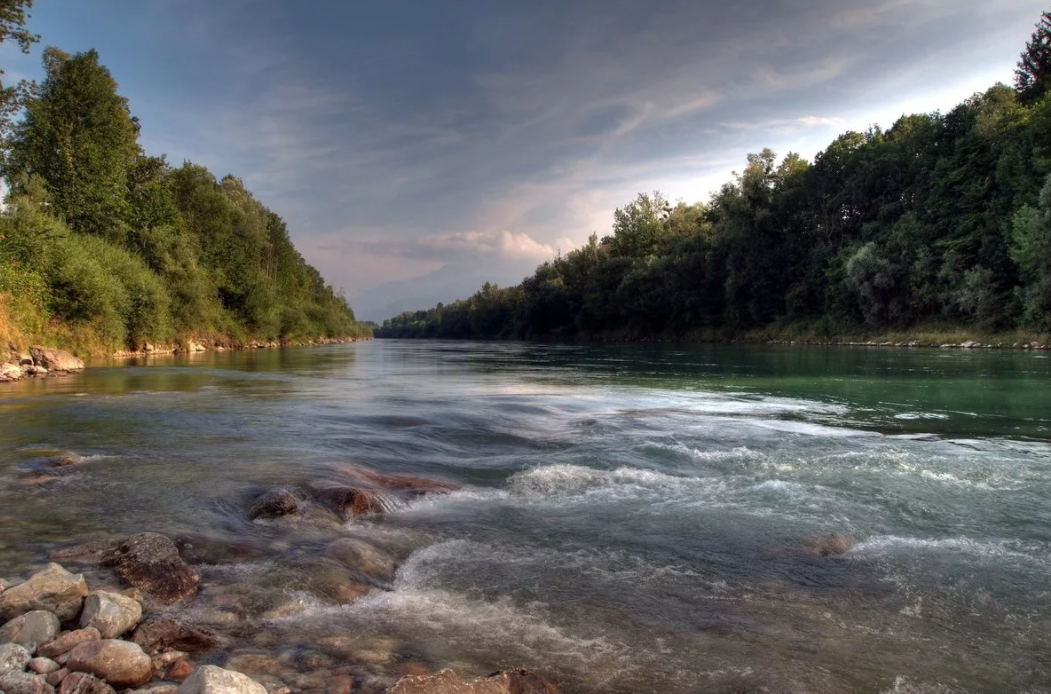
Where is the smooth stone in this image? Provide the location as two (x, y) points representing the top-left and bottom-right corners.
(324, 538), (395, 579)
(167, 660), (193, 681)
(27, 659), (60, 675)
(0, 612), (61, 651)
(45, 668), (69, 687)
(29, 347), (83, 373)
(247, 491), (298, 521)
(100, 534), (199, 605)
(65, 640), (152, 688)
(0, 643), (31, 673)
(135, 686), (178, 694)
(0, 671), (55, 694)
(79, 592), (142, 639)
(388, 669), (561, 694)
(0, 565), (88, 621)
(56, 673), (114, 694)
(176, 665), (267, 694)
(129, 618), (221, 654)
(37, 630), (100, 660)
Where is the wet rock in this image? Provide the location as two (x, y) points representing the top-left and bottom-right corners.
(803, 533), (854, 557)
(0, 564), (88, 621)
(45, 668), (68, 687)
(28, 658), (60, 675)
(307, 567), (369, 604)
(0, 362), (24, 381)
(100, 534), (200, 604)
(57, 672), (115, 694)
(29, 347), (84, 373)
(0, 670), (55, 694)
(66, 640), (152, 688)
(0, 611), (62, 650)
(129, 617), (222, 654)
(136, 686), (178, 694)
(326, 674), (354, 694)
(387, 669), (561, 694)
(336, 465), (457, 497)
(50, 541), (122, 566)
(167, 660), (194, 680)
(45, 456), (80, 469)
(79, 592), (142, 639)
(314, 487), (389, 519)
(247, 491), (298, 521)
(0, 643), (31, 672)
(177, 665), (267, 694)
(325, 538), (395, 579)
(37, 629), (101, 660)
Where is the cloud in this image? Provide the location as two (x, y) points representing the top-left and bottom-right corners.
(324, 228), (573, 264)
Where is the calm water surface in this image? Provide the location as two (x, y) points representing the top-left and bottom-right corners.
(1, 341), (1050, 693)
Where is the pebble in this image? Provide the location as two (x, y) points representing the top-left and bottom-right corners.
(28, 658), (61, 675)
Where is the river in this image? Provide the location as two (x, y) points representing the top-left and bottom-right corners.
(1, 341), (1049, 693)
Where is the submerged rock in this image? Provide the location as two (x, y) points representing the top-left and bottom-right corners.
(0, 643), (32, 673)
(388, 668), (561, 694)
(100, 534), (199, 605)
(314, 465), (457, 520)
(0, 564), (88, 621)
(29, 347), (84, 373)
(0, 611), (62, 650)
(66, 640), (152, 688)
(0, 670), (55, 694)
(247, 491), (298, 521)
(314, 487), (390, 519)
(79, 592), (142, 639)
(129, 617), (222, 654)
(803, 533), (854, 557)
(56, 672), (115, 694)
(325, 538), (395, 579)
(176, 665), (268, 694)
(336, 465), (458, 496)
(37, 629), (101, 660)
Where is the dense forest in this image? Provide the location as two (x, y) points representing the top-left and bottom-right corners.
(0, 2), (369, 354)
(378, 9), (1051, 343)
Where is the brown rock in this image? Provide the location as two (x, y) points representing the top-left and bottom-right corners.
(0, 670), (55, 694)
(325, 538), (395, 579)
(38, 628), (101, 659)
(803, 533), (854, 557)
(29, 347), (84, 373)
(336, 465), (457, 496)
(167, 660), (194, 680)
(66, 640), (152, 687)
(0, 564), (88, 621)
(315, 487), (389, 519)
(100, 534), (199, 604)
(130, 617), (222, 654)
(326, 675), (354, 694)
(58, 672), (116, 694)
(247, 490), (298, 521)
(388, 669), (560, 694)
(45, 668), (69, 687)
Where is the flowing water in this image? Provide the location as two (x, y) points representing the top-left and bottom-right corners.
(1, 341), (1050, 693)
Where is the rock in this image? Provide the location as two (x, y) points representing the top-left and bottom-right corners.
(167, 660), (193, 680)
(29, 347), (84, 373)
(100, 534), (199, 605)
(37, 629), (100, 659)
(0, 671), (55, 694)
(314, 486), (389, 519)
(0, 611), (62, 650)
(129, 618), (222, 654)
(388, 669), (561, 694)
(0, 564), (88, 621)
(57, 672), (115, 694)
(27, 659), (60, 675)
(176, 665), (267, 694)
(324, 538), (395, 579)
(0, 643), (31, 673)
(247, 491), (298, 521)
(803, 533), (854, 557)
(336, 464), (457, 497)
(79, 592), (142, 639)
(45, 668), (68, 687)
(24, 365), (48, 377)
(0, 362), (24, 381)
(45, 456), (80, 469)
(136, 686), (178, 694)
(66, 640), (152, 688)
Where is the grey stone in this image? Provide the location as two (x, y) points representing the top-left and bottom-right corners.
(176, 666), (267, 694)
(0, 671), (54, 694)
(0, 643), (31, 673)
(0, 612), (61, 651)
(78, 593), (141, 639)
(247, 491), (297, 521)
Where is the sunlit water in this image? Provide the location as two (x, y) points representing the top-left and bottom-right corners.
(1, 341), (1050, 693)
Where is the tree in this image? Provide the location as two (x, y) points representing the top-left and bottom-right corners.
(0, 0), (38, 156)
(4, 48), (141, 240)
(1016, 9), (1051, 104)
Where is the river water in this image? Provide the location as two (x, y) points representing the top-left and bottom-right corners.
(1, 341), (1049, 693)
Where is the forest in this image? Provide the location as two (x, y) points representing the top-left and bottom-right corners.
(378, 10), (1051, 343)
(0, 2), (369, 354)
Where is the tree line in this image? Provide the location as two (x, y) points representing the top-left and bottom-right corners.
(0, 2), (369, 353)
(378, 9), (1051, 342)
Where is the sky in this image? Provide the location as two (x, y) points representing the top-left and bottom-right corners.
(2, 0), (1043, 320)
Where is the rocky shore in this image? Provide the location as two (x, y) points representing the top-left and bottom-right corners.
(110, 336), (372, 360)
(0, 347), (85, 384)
(0, 463), (562, 694)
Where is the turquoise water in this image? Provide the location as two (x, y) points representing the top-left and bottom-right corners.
(1, 341), (1049, 693)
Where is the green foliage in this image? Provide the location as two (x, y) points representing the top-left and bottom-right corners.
(1017, 10), (1051, 104)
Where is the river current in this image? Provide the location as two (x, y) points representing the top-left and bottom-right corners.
(1, 341), (1049, 693)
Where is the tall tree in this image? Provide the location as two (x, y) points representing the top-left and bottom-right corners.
(1016, 9), (1051, 104)
(4, 47), (140, 240)
(0, 0), (38, 158)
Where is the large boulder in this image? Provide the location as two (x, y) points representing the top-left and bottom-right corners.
(388, 669), (561, 694)
(0, 565), (88, 621)
(100, 534), (199, 605)
(0, 643), (31, 673)
(0, 611), (61, 650)
(37, 629), (100, 660)
(246, 490), (298, 521)
(66, 640), (152, 688)
(57, 672), (115, 694)
(175, 665), (267, 694)
(0, 670), (55, 694)
(29, 347), (84, 373)
(129, 618), (221, 654)
(79, 592), (142, 639)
